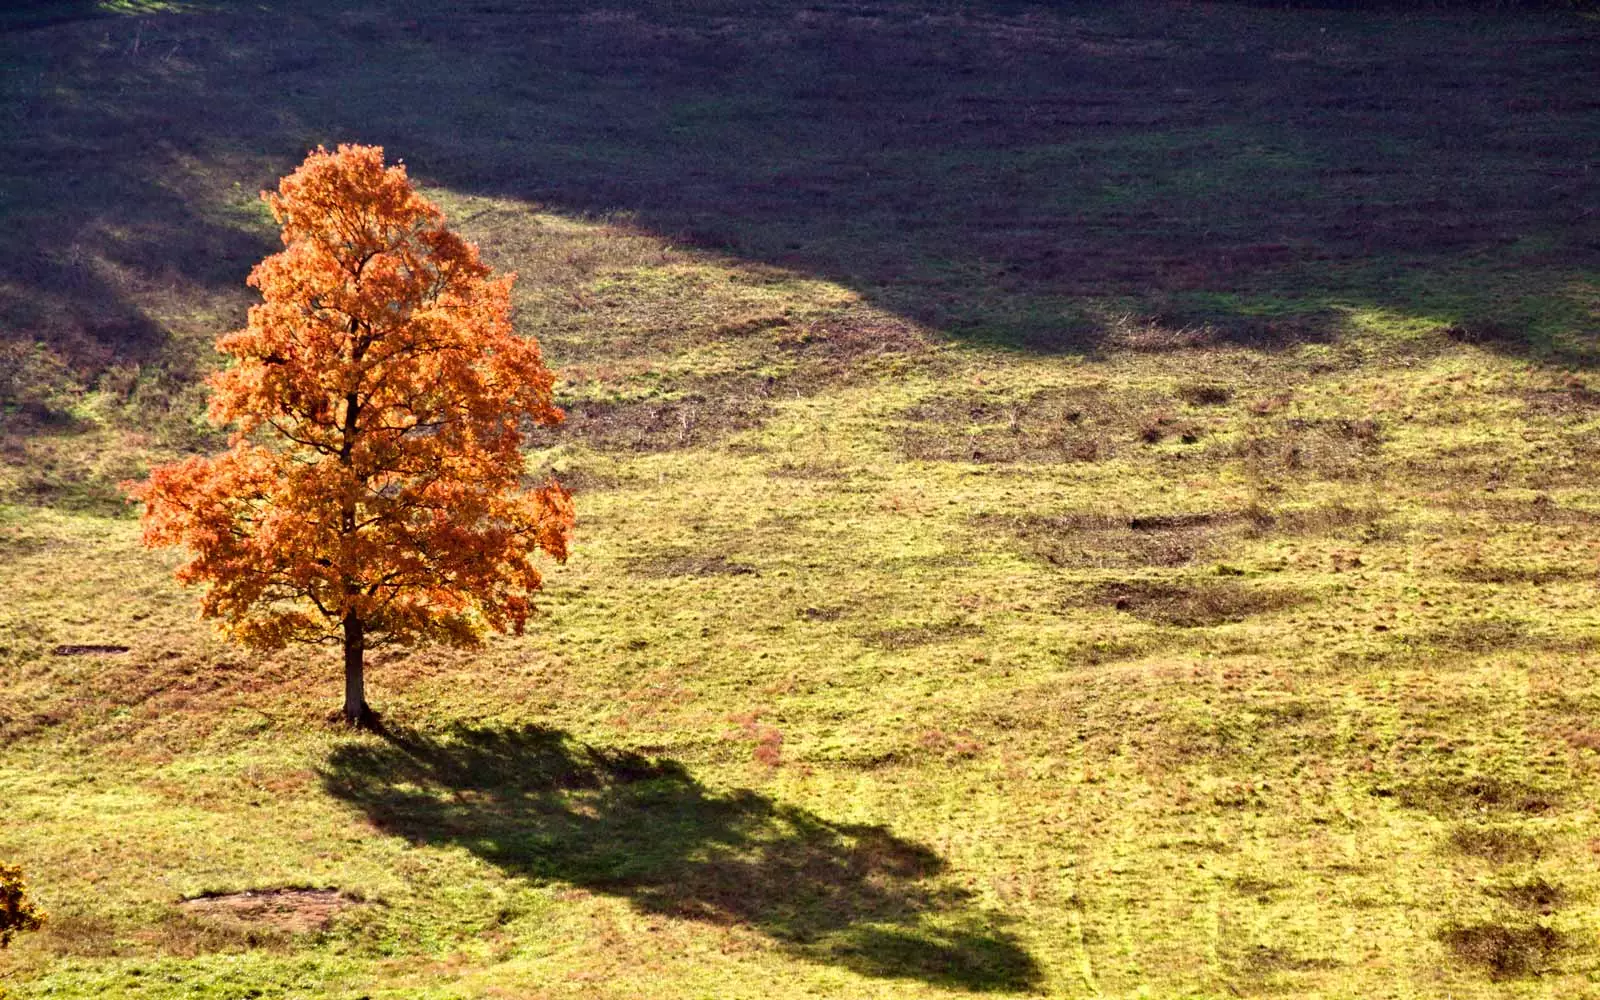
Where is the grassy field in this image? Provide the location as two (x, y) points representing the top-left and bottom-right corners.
(3, 0), (1600, 996)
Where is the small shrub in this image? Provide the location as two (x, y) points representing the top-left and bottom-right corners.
(0, 862), (46, 947)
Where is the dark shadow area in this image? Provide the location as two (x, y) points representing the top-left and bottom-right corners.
(1, 0), (1595, 379)
(321, 724), (1040, 992)
(0, 1), (162, 33)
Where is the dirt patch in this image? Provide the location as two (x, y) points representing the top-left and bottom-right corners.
(1229, 875), (1281, 900)
(898, 386), (1165, 465)
(1521, 380), (1600, 417)
(1100, 314), (1215, 353)
(864, 620), (983, 650)
(1094, 309), (1341, 355)
(767, 459), (852, 481)
(1220, 417), (1385, 480)
(1442, 321), (1531, 351)
(1447, 563), (1584, 585)
(1085, 579), (1307, 627)
(797, 604), (847, 622)
(1004, 500), (1394, 559)
(778, 309), (931, 375)
(627, 551), (757, 578)
(1177, 382), (1232, 406)
(526, 463), (626, 496)
(901, 425), (1107, 465)
(1446, 496), (1600, 526)
(1439, 921), (1564, 980)
(1447, 825), (1544, 864)
(51, 644), (130, 656)
(1243, 502), (1394, 538)
(1486, 877), (1567, 913)
(1396, 774), (1563, 817)
(1238, 944), (1341, 974)
(986, 508), (1254, 569)
(179, 888), (355, 934)
(1417, 616), (1583, 653)
(544, 388), (772, 453)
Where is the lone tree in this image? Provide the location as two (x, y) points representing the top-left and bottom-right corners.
(129, 145), (574, 726)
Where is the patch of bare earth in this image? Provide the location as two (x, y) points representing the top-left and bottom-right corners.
(179, 888), (355, 934)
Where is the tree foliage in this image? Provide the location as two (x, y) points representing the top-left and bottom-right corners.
(127, 145), (573, 719)
(0, 863), (45, 947)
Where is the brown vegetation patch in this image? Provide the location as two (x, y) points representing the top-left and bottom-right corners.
(1177, 382), (1232, 406)
(898, 386), (1173, 465)
(1441, 321), (1530, 352)
(1135, 410), (1204, 446)
(546, 387), (772, 453)
(901, 426), (1106, 464)
(147, 912), (295, 957)
(1439, 921), (1564, 980)
(1565, 729), (1600, 752)
(1222, 417), (1384, 479)
(50, 644), (130, 656)
(1447, 825), (1544, 864)
(864, 620), (983, 650)
(779, 309), (931, 374)
(797, 605), (847, 622)
(1229, 875), (1282, 901)
(1248, 392), (1294, 418)
(1, 646), (314, 750)
(1396, 774), (1563, 817)
(1241, 502), (1393, 539)
(1107, 310), (1340, 354)
(1101, 314), (1214, 353)
(27, 914), (120, 959)
(526, 464), (624, 497)
(1486, 877), (1567, 913)
(1522, 382), (1600, 417)
(627, 551), (757, 579)
(1447, 563), (1583, 585)
(1444, 496), (1600, 526)
(987, 508), (1253, 569)
(13, 911), (274, 961)
(1239, 944), (1341, 974)
(178, 888), (354, 935)
(1419, 617), (1571, 653)
(1085, 579), (1307, 627)
(767, 459), (851, 481)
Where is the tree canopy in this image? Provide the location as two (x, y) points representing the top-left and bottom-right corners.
(127, 144), (574, 723)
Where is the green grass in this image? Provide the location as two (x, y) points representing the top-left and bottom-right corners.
(3, 1), (1600, 997)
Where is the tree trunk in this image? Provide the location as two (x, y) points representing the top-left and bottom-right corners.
(342, 612), (367, 726)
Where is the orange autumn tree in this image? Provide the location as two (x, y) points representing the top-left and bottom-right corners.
(128, 145), (574, 726)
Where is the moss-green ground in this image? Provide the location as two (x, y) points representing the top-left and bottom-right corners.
(3, 1), (1599, 997)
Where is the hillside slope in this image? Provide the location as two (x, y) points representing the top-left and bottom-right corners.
(2, 2), (1598, 997)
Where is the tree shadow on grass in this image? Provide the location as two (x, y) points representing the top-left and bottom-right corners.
(320, 724), (1041, 993)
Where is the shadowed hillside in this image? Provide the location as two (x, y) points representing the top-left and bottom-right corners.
(2, 0), (1595, 374)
